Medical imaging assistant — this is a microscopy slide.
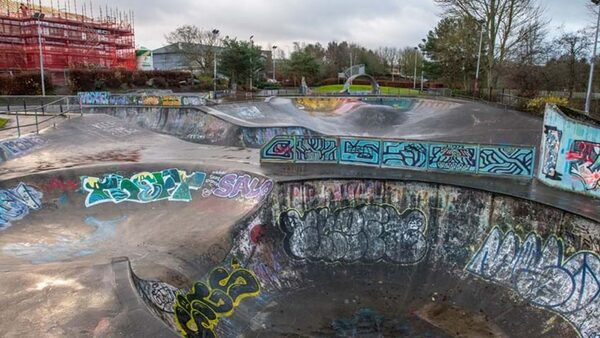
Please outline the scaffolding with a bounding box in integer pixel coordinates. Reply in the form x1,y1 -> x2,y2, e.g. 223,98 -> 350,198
0,0 -> 135,72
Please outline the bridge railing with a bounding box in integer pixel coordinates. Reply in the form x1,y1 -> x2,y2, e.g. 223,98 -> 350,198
261,135 -> 536,178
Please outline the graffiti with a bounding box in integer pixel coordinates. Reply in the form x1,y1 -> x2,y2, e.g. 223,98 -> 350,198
3,216 -> 126,263
182,96 -> 205,106
478,146 -> 535,177
212,173 -> 273,200
0,135 -> 46,157
280,205 -> 428,264
542,126 -> 563,180
41,178 -> 79,192
243,127 -> 311,147
232,106 -> 264,119
295,137 -> 338,162
78,91 -> 109,105
566,140 -> 600,191
428,144 -> 477,172
143,96 -> 161,106
466,227 -> 600,338
381,141 -> 428,169
138,280 -> 179,313
81,169 -> 206,207
0,183 -> 43,230
340,138 -> 380,166
174,258 -> 260,338
108,95 -> 131,105
262,137 -> 294,161
162,96 -> 182,106
90,121 -> 139,137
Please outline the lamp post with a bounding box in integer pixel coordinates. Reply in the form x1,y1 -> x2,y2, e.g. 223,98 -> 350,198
212,29 -> 219,98
585,0 -> 600,114
33,12 -> 46,96
475,19 -> 485,96
249,35 -> 254,91
272,45 -> 277,81
413,47 -> 418,89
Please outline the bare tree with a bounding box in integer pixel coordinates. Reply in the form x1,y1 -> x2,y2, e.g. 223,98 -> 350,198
165,25 -> 222,74
377,47 -> 399,80
553,29 -> 592,99
435,0 -> 546,89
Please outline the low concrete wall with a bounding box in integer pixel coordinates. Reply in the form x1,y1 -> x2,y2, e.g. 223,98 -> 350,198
538,105 -> 600,198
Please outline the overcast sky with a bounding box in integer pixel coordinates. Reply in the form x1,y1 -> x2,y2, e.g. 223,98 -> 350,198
97,0 -> 593,52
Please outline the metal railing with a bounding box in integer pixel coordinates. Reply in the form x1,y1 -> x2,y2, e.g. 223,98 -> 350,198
0,96 -> 81,138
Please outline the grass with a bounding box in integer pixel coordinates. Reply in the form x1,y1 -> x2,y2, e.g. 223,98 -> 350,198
0,118 -> 8,129
313,84 -> 420,96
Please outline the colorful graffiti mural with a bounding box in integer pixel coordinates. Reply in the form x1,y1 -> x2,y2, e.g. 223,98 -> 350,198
339,138 -> 381,166
143,96 -> 161,106
566,140 -> 600,191
261,136 -> 535,178
280,205 -> 428,264
466,227 -> 600,338
78,92 -> 109,105
162,96 -> 182,106
173,258 -> 260,338
478,146 -> 535,177
538,105 -> 600,197
0,183 -> 43,230
108,95 -> 131,105
212,173 -> 273,201
295,137 -> 338,162
41,178 -> 79,193
428,144 -> 478,172
181,96 -> 205,106
261,137 -> 294,161
0,135 -> 46,158
381,141 -> 428,169
81,169 -> 206,207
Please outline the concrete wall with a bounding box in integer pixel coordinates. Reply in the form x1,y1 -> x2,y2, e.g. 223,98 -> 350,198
262,135 -> 536,178
539,105 -> 600,198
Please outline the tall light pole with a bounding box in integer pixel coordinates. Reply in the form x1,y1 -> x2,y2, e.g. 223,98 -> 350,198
249,35 -> 254,91
272,45 -> 277,81
212,29 -> 219,98
413,47 -> 418,89
475,19 -> 485,96
585,0 -> 600,114
33,12 -> 46,96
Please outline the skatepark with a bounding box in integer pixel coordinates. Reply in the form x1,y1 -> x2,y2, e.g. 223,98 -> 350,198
0,92 -> 598,338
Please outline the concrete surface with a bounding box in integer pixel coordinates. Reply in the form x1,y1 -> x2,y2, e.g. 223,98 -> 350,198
0,97 -> 597,338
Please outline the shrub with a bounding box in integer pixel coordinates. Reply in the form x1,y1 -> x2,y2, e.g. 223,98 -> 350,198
526,96 -> 569,115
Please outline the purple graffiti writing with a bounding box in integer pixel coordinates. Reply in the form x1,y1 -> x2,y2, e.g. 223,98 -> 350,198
212,173 -> 273,200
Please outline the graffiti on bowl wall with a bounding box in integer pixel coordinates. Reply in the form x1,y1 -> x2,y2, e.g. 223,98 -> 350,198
0,183 -> 43,230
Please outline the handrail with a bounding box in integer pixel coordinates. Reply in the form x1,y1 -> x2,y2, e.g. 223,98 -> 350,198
0,96 -> 81,138
260,135 -> 536,178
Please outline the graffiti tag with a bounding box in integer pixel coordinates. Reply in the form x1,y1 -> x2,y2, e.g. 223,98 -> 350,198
280,205 -> 428,264
0,183 -> 43,230
212,173 -> 273,200
81,169 -> 206,207
466,227 -> 600,338
174,259 -> 260,338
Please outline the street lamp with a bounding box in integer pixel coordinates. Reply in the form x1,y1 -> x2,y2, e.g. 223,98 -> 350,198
475,19 -> 486,96
33,12 -> 46,96
413,47 -> 418,89
585,0 -> 600,114
272,45 -> 277,81
212,29 -> 219,98
249,35 -> 254,91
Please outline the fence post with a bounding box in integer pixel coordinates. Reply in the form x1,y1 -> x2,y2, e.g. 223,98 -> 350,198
40,99 -> 45,116
34,104 -> 39,134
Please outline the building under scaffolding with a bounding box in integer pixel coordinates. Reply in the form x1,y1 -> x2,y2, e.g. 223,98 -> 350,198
0,0 -> 135,73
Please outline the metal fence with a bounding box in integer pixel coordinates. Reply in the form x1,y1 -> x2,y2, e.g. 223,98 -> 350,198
0,96 -> 81,138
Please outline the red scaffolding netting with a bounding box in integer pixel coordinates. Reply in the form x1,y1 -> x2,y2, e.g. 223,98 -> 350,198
0,0 -> 135,71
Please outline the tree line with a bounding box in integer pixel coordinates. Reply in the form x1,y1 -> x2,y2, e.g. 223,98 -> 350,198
166,0 -> 597,100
